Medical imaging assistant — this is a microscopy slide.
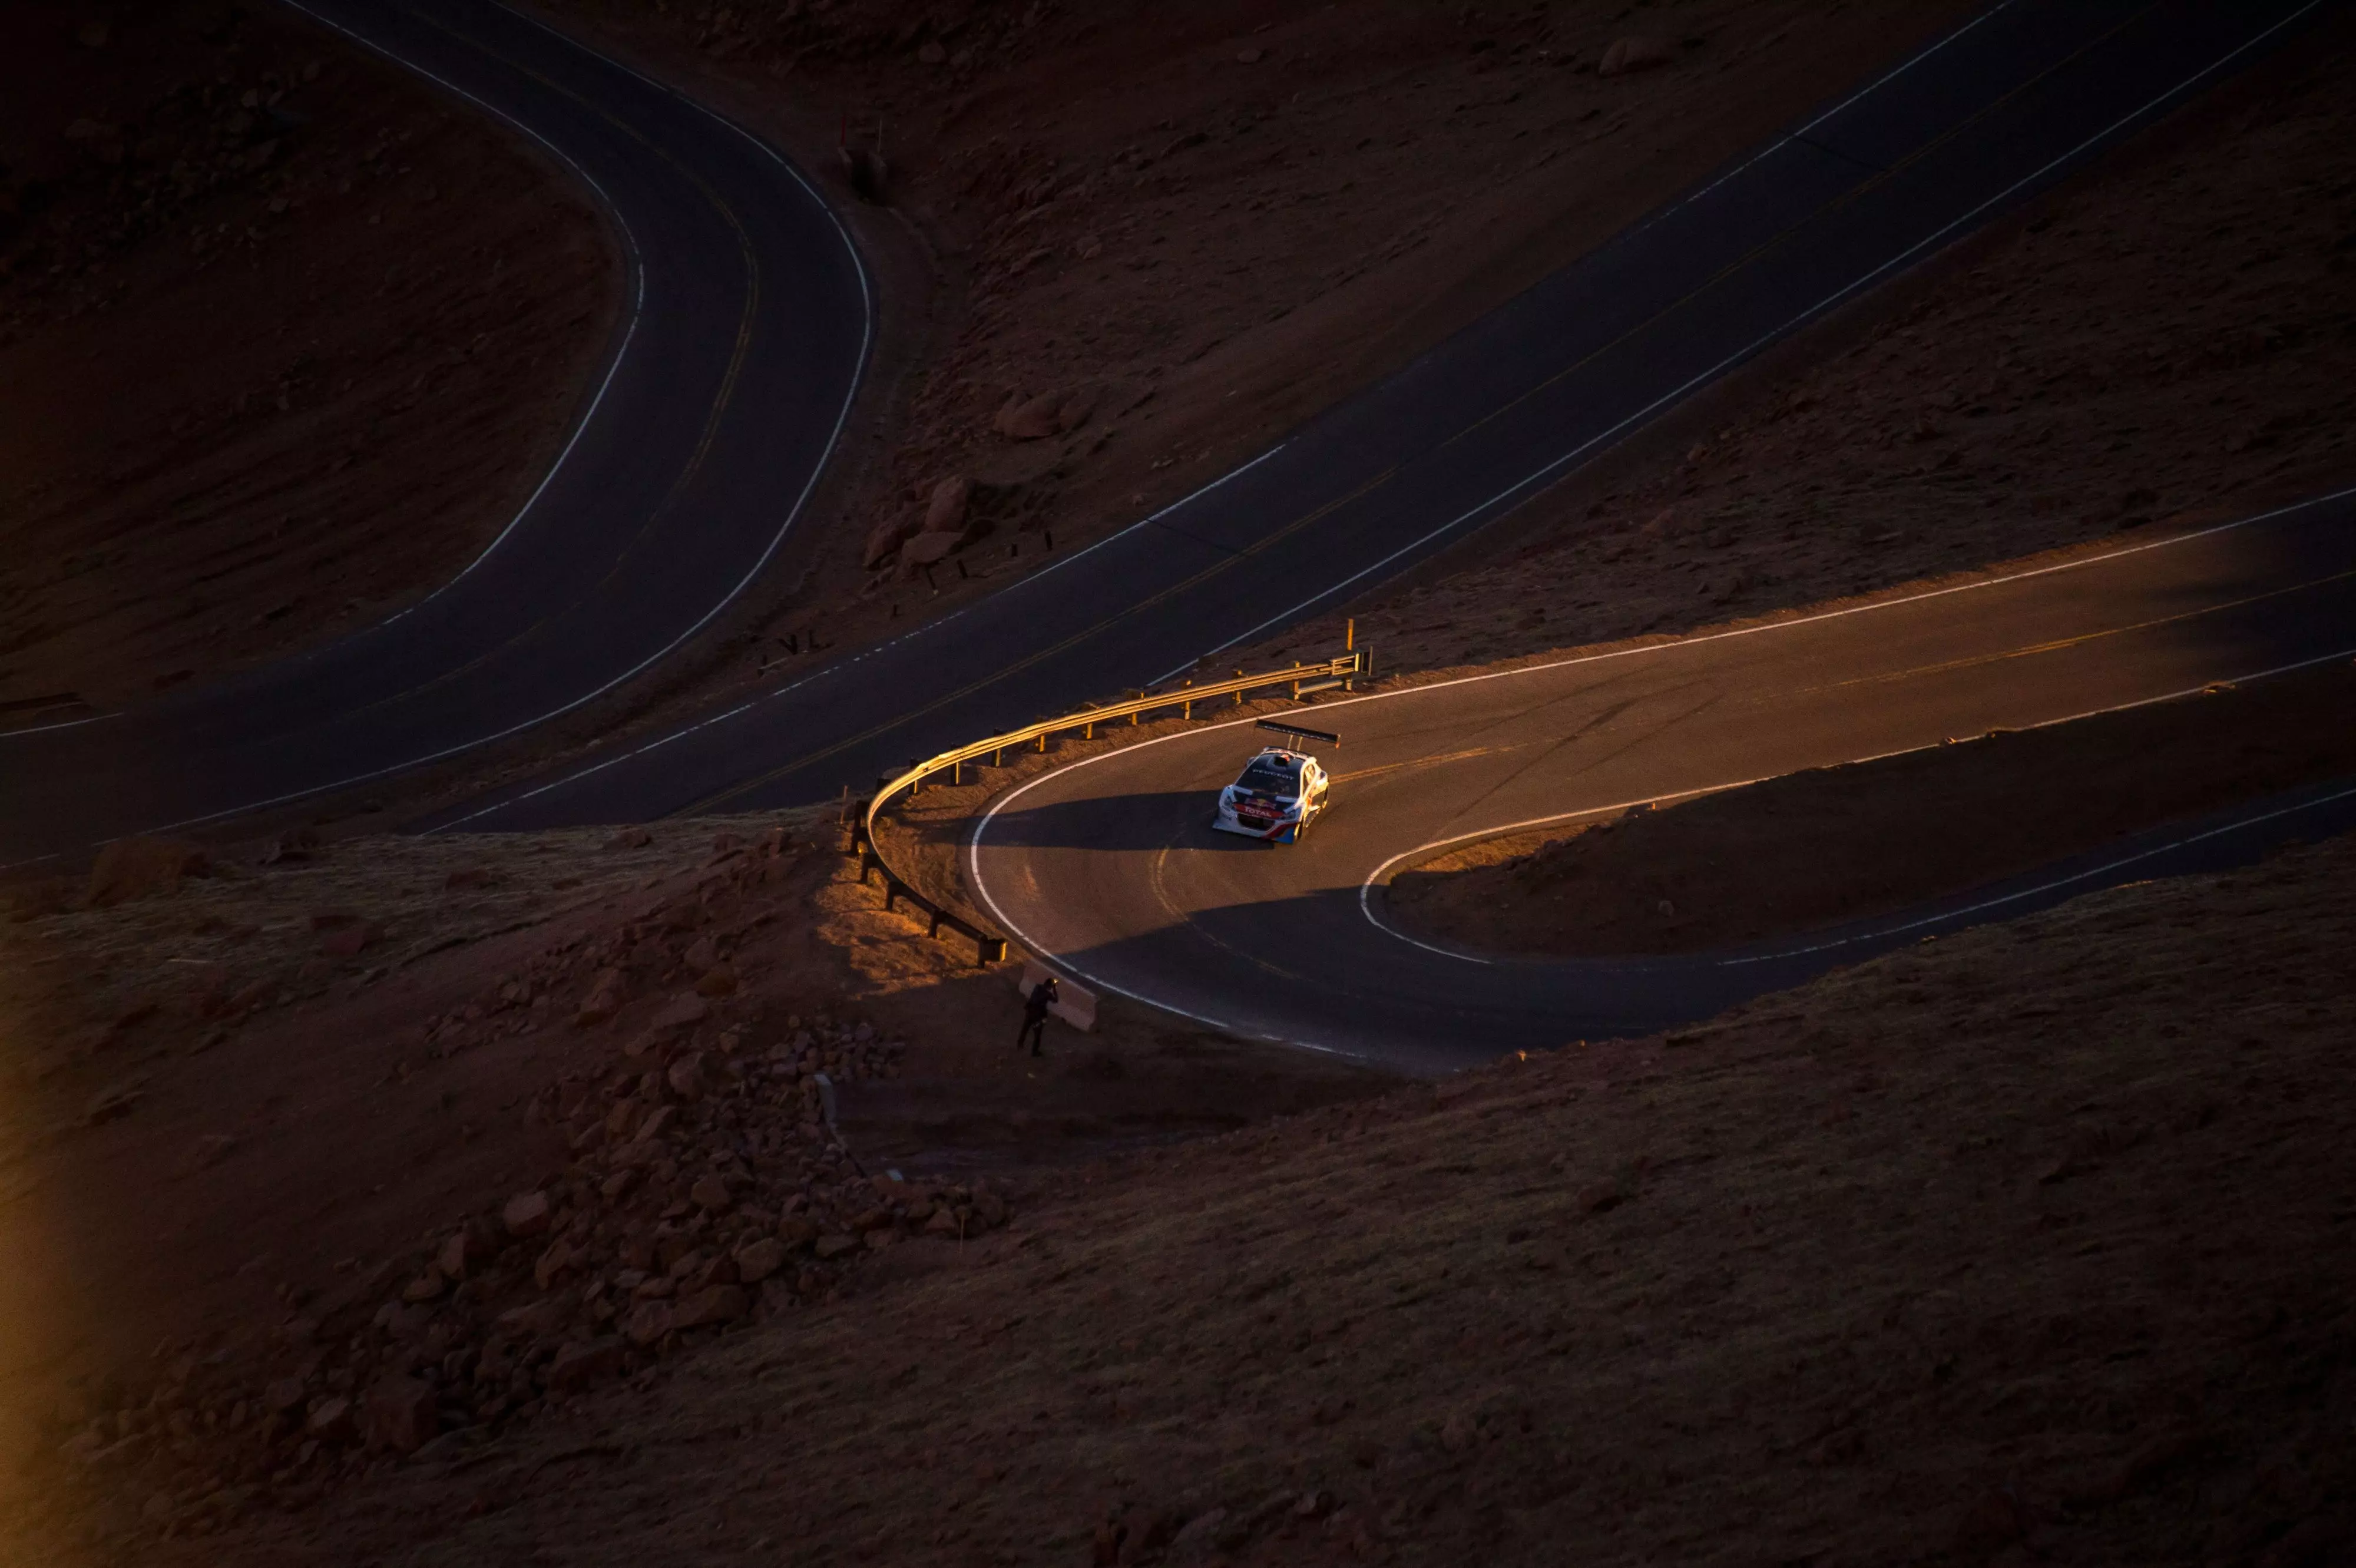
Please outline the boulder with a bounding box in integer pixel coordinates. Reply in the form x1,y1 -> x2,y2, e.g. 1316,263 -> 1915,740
502,1191 -> 552,1239
1598,35 -> 1676,76
624,1299 -> 674,1347
901,531 -> 962,569
533,1240 -> 575,1292
629,1106 -> 679,1148
734,1238 -> 787,1284
673,1284 -> 749,1330
666,1054 -> 709,1103
650,994 -> 709,1033
863,512 -> 919,568
994,390 -> 1065,441
436,1222 -> 495,1280
85,838 -> 210,908
360,1377 -> 437,1455
1054,385 -> 1100,434
262,1377 -> 307,1420
922,475 -> 972,536
694,964 -> 739,998
545,1337 -> 624,1394
304,1397 -> 355,1445
689,1175 -> 733,1213
495,1289 -> 580,1339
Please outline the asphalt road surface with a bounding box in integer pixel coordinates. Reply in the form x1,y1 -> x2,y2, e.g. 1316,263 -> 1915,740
968,494 -> 2356,1074
422,0 -> 2336,837
0,0 -> 872,867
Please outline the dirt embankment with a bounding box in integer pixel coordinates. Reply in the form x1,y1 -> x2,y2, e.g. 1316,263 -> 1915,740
525,0 -> 1973,704
0,1 -> 615,719
1227,10 -> 2356,682
1387,660 -> 2356,957
45,821 -> 2356,1567
0,803 -> 1386,1562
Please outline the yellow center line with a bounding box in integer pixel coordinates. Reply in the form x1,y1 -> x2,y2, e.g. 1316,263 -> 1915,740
1802,566 -> 2356,696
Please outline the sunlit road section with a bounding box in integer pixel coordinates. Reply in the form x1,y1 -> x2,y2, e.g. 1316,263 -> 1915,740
971,497 -> 2356,1071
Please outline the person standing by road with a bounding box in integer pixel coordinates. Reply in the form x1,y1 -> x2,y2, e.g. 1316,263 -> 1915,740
1017,975 -> 1060,1057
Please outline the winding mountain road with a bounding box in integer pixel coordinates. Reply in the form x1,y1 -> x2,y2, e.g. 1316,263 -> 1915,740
5,0 -> 2345,1073
0,0 -> 871,866
423,0 -> 2336,836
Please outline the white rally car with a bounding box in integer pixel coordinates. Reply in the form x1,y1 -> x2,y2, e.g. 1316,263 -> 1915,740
1212,747 -> 1329,843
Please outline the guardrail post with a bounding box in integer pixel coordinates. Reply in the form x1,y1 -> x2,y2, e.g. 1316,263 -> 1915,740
977,934 -> 1006,964
1083,721 -> 1094,740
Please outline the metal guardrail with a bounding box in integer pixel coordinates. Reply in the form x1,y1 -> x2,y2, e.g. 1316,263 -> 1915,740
846,648 -> 1369,964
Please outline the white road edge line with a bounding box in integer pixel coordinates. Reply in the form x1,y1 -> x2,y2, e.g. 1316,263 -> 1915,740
1352,645 -> 2356,966
972,607 -> 2356,1047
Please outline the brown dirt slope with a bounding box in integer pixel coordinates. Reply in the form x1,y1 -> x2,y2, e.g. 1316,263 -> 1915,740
0,1 -> 615,716
59,826 -> 2356,1567
1388,660 -> 2356,957
1229,9 -> 2356,682
0,805 -> 1386,1563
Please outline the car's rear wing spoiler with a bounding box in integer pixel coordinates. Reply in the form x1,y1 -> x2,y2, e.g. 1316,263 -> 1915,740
1256,718 -> 1339,747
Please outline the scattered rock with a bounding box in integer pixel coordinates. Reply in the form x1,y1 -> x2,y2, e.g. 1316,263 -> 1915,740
673,1283 -> 749,1330
667,1054 -> 710,1103
994,389 -> 1066,441
533,1240 -> 575,1291
1598,35 -> 1676,76
305,1397 -> 356,1445
624,1299 -> 674,1346
694,964 -> 739,998
902,530 -> 962,568
689,1174 -> 734,1213
502,1191 -> 551,1239
734,1238 -> 787,1283
437,1223 -> 494,1280
863,511 -> 920,568
545,1337 -> 624,1393
85,837 -> 210,908
263,1378 -> 307,1420
1170,1507 -> 1230,1557
650,994 -> 709,1033
922,474 -> 973,536
360,1377 -> 436,1455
